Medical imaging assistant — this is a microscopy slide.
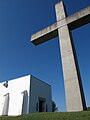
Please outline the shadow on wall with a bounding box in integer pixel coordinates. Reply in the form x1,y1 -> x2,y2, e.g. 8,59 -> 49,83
21,90 -> 28,114
2,93 -> 10,116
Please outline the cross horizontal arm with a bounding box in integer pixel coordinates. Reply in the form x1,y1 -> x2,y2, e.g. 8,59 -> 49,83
31,22 -> 58,45
67,6 -> 90,30
31,6 -> 90,46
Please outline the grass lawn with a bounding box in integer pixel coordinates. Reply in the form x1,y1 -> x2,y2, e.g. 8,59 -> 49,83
0,111 -> 90,120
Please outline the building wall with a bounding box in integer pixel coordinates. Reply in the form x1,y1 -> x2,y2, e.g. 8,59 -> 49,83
29,76 -> 52,113
0,75 -> 52,116
0,75 -> 30,116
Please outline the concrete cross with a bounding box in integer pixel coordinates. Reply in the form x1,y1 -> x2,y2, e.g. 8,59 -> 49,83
31,1 -> 90,111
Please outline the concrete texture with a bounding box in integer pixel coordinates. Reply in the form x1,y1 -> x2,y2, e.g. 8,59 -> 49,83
31,3 -> 90,45
31,1 -> 89,111
55,1 -> 86,111
31,22 -> 58,45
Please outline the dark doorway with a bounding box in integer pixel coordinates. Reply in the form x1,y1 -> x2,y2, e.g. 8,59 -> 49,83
39,100 -> 45,112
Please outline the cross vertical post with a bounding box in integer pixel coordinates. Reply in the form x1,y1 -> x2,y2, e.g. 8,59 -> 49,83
55,2 -> 86,111
31,1 -> 90,111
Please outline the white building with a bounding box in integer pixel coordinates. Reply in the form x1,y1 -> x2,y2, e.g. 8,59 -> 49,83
0,75 -> 52,116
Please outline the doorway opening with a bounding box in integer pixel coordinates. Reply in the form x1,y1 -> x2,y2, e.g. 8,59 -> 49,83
38,97 -> 46,112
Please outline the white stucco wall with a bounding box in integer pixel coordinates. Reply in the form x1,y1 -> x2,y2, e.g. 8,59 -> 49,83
0,75 -> 30,116
0,75 -> 52,116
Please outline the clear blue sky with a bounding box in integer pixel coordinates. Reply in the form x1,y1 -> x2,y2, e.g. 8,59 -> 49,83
0,0 -> 90,111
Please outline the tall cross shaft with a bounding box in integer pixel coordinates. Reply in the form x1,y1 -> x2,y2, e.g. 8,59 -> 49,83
31,1 -> 90,111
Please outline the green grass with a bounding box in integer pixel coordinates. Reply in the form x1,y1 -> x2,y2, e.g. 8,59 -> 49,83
0,111 -> 90,120
87,107 -> 90,111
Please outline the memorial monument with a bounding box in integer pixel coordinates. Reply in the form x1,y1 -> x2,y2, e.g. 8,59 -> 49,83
31,1 -> 90,111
